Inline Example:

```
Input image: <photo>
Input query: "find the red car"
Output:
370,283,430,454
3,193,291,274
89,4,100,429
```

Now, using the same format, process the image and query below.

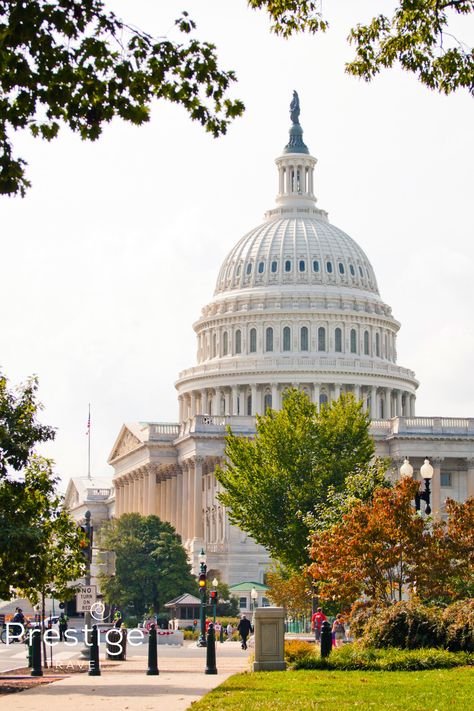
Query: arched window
319,393,328,406
285,260,292,272
380,398,385,419
249,328,257,353
265,327,274,352
326,261,333,274
318,327,326,352
246,262,252,275
364,330,370,355
299,260,306,272
264,393,272,413
338,262,345,274
283,326,291,352
271,260,278,273
222,331,228,356
301,326,309,351
236,263,241,276
349,264,355,276
350,329,357,354
258,261,265,274
212,332,217,358
359,266,363,277
235,329,242,354
247,395,252,415
375,332,380,357
335,327,342,353
313,260,320,272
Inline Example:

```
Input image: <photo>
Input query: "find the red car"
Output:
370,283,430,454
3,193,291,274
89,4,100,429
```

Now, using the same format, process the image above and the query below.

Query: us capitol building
66,95,474,587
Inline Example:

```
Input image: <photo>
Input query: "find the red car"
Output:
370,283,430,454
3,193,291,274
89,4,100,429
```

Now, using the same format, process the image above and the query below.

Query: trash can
106,628,127,660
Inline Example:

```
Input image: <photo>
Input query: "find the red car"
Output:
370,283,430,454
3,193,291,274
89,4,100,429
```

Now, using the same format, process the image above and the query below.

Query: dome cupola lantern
275,91,317,212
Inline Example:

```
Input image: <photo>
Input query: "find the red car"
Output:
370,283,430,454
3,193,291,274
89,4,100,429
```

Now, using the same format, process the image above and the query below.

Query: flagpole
87,403,91,480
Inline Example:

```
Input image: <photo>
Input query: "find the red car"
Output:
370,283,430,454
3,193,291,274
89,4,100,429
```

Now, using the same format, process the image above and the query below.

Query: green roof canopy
228,581,268,592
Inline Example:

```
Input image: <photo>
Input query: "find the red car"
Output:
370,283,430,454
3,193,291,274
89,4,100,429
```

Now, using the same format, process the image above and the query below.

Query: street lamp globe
251,587,258,601
198,548,207,566
420,458,434,480
212,577,218,588
400,458,414,478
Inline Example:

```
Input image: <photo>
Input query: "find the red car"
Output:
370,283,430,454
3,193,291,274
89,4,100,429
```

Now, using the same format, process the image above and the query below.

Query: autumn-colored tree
266,566,313,618
310,477,474,608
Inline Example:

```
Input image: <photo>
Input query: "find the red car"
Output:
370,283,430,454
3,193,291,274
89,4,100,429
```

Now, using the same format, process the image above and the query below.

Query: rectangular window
239,597,247,609
441,472,452,487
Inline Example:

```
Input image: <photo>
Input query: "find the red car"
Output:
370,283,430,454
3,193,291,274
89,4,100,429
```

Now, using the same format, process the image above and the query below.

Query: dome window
283,326,291,352
285,260,292,272
350,329,357,354
364,330,370,355
318,327,326,352
312,260,320,273
223,331,229,356
326,261,333,274
235,329,242,355
236,264,241,276
338,262,345,275
258,261,265,274
299,260,306,272
271,260,278,273
301,326,309,351
375,332,380,357
349,264,355,276
249,328,257,353
335,327,342,353
246,263,253,275
265,327,274,352
358,266,363,277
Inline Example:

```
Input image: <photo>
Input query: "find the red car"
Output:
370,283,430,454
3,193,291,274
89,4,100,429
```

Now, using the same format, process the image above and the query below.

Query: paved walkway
4,642,250,711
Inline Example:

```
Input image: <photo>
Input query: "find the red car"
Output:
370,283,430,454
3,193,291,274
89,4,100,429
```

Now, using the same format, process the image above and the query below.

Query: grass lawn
191,667,474,710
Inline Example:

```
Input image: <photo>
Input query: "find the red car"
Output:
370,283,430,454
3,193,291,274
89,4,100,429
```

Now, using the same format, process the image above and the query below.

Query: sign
76,585,97,612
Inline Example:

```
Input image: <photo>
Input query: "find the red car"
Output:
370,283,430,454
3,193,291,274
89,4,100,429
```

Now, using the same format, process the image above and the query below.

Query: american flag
86,406,91,436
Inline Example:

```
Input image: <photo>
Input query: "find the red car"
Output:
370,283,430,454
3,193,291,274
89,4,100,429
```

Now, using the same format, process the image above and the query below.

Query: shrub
293,643,473,671
360,600,444,649
348,600,379,639
183,630,199,640
284,639,315,664
443,599,474,652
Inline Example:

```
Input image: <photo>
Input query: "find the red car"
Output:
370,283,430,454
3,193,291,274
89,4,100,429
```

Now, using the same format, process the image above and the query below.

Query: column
214,387,221,415
224,389,230,415
147,468,156,515
362,387,368,412
431,457,443,520
164,478,171,522
176,469,183,535
251,384,257,416
313,384,320,410
156,479,163,518
466,458,474,498
132,474,139,512
139,472,145,514
386,388,392,419
193,458,203,539
178,396,184,423
410,395,416,417
271,383,278,410
190,391,196,418
371,386,377,419
231,385,238,415
334,383,341,400
170,474,177,527
114,481,121,516
396,390,402,417
124,477,131,513
202,389,209,414
354,384,361,402
182,463,189,540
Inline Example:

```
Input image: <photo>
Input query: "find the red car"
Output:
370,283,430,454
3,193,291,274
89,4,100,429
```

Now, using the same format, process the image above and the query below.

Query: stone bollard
320,620,332,658
30,628,43,677
205,623,217,675
253,607,286,671
88,624,101,676
147,625,159,675
219,626,224,644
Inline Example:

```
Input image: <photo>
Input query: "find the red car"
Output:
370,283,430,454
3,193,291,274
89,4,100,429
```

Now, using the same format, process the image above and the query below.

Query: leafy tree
309,477,474,608
215,581,240,617
0,0,244,197
251,1,473,95
0,454,86,601
266,565,313,618
0,372,55,478
2,2,471,198
216,389,384,571
99,513,198,617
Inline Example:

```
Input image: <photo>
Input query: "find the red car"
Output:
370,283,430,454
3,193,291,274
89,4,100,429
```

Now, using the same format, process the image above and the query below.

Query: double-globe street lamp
400,457,434,514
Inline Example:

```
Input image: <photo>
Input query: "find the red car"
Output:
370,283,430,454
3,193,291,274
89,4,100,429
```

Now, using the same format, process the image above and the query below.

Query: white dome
215,215,379,297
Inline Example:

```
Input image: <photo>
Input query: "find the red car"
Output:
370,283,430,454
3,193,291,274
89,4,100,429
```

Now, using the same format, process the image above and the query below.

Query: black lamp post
197,548,207,648
400,457,434,514
211,578,218,624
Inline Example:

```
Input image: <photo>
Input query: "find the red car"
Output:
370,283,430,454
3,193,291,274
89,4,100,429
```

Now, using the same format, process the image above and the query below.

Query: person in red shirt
311,607,327,641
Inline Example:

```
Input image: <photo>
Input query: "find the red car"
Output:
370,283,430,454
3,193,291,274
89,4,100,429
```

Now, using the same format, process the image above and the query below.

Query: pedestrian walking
12,607,25,640
226,622,233,640
311,607,327,642
237,614,252,650
332,614,346,647
58,612,69,642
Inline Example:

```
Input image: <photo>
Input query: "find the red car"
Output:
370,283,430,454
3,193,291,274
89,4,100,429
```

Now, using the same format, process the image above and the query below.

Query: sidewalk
3,642,250,711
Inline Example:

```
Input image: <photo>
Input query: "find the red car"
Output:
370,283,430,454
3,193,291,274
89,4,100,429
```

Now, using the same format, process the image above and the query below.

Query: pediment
108,425,143,463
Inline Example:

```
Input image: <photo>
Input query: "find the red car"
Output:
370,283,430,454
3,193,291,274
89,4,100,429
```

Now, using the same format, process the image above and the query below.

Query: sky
1,1,473,487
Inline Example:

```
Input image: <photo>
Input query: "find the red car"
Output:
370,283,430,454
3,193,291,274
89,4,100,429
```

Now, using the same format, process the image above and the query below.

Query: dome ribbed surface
215,216,379,296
